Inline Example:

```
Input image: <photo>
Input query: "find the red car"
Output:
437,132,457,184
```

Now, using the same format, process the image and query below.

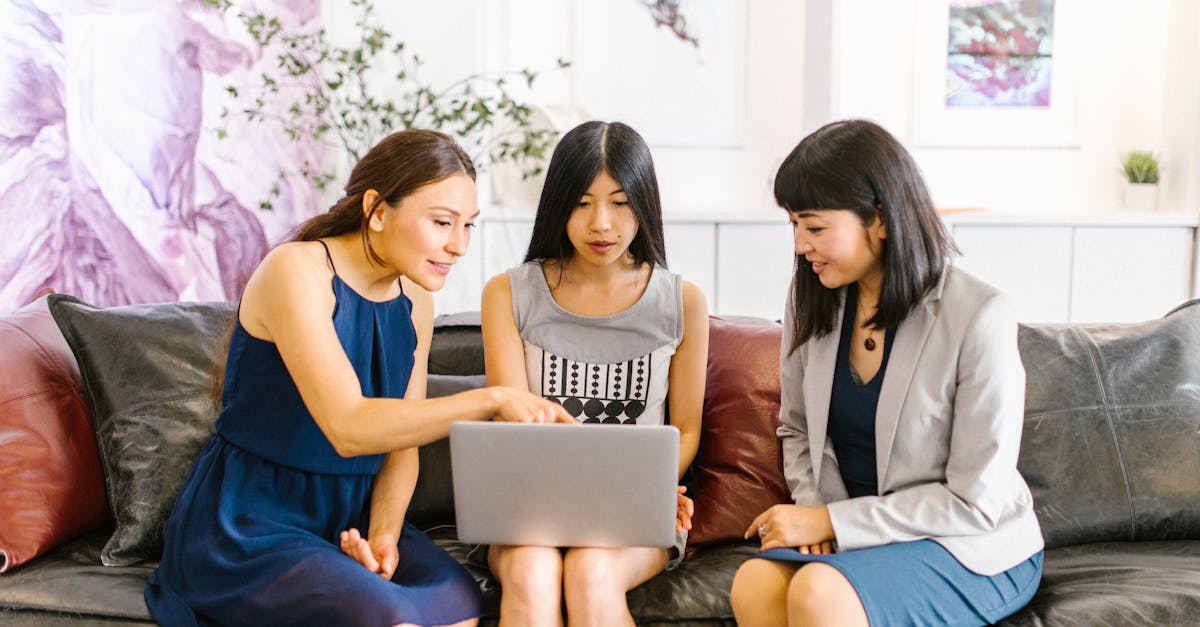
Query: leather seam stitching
1070,326,1136,541
105,392,211,418
1024,400,1200,419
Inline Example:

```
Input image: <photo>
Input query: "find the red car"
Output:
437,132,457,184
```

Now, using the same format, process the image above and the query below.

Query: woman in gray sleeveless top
481,122,709,626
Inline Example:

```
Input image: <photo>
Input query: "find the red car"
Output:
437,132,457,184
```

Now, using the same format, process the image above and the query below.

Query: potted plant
1121,150,1160,211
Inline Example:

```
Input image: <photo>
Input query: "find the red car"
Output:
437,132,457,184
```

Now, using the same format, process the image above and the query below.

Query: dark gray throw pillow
48,295,235,566
1017,299,1200,549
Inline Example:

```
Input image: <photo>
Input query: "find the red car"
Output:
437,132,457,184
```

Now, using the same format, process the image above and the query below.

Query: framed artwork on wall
909,0,1081,148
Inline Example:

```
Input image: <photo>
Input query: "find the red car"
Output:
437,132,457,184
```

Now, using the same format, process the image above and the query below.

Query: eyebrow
432,206,481,220
581,188,626,197
792,210,821,218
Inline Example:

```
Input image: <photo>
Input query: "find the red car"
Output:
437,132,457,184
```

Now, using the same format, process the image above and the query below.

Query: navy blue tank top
216,242,417,475
828,285,894,498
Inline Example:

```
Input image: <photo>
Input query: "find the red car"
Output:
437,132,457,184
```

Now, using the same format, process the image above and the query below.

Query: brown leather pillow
687,316,791,545
0,296,109,572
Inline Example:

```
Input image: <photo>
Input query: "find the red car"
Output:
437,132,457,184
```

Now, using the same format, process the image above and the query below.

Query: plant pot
1123,182,1158,211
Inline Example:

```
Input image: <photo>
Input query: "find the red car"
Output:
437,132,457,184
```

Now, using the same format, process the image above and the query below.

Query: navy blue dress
145,249,481,626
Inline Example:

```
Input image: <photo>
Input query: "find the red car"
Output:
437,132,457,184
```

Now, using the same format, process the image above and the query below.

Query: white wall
823,0,1200,214
320,0,1200,316
328,0,1200,217
329,0,806,214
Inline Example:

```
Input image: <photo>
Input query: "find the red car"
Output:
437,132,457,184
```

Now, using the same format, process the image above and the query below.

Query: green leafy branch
205,0,569,209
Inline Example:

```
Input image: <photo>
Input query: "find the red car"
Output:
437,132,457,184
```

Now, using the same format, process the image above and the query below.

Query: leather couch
1,295,1198,626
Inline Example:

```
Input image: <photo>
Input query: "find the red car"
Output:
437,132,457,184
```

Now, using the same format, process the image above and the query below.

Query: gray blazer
778,265,1044,576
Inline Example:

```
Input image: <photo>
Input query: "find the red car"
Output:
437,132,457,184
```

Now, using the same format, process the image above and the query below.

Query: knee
492,546,562,596
731,559,786,614
562,548,616,595
787,563,849,616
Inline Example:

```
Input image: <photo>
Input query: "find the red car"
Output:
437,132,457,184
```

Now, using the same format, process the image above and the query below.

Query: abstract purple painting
946,0,1055,107
0,0,324,309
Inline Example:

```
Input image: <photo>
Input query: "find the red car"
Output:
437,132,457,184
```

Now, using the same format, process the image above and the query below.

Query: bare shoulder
482,272,514,306
243,242,333,301
240,241,335,337
680,279,709,324
250,241,328,283
681,280,708,311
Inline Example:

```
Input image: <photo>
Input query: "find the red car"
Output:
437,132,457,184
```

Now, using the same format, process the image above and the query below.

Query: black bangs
774,165,858,214
774,129,878,215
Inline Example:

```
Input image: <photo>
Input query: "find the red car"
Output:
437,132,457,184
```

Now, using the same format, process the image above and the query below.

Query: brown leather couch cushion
687,317,790,545
0,296,109,573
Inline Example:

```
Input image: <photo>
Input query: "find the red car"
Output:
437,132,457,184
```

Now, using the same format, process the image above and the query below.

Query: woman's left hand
744,504,835,551
339,527,399,579
675,486,694,534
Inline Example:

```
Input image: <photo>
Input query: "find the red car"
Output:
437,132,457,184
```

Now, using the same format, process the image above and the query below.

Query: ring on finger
758,523,767,538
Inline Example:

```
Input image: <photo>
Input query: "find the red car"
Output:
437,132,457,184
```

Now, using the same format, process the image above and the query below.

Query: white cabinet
1069,227,1194,323
664,223,717,308
947,213,1197,323
952,226,1074,322
435,210,1198,324
714,223,795,320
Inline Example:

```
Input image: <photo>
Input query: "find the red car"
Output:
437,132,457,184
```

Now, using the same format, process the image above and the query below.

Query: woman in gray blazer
730,120,1044,626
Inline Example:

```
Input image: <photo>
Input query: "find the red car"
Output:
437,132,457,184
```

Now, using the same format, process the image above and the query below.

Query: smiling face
366,173,478,291
565,169,640,267
790,208,887,291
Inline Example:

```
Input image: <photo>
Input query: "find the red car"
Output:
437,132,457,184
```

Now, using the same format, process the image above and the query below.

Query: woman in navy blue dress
145,130,574,627
730,120,1043,626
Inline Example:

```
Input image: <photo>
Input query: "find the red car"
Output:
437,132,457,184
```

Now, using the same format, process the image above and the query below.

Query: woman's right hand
490,387,578,423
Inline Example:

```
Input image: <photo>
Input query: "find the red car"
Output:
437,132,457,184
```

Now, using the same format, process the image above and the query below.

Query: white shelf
487,206,1200,227
941,210,1199,228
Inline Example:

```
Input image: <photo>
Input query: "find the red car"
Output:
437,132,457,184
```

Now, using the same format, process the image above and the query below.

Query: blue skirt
146,436,481,626
754,540,1042,626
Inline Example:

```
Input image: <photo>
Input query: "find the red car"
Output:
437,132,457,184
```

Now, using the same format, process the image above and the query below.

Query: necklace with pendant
858,296,877,351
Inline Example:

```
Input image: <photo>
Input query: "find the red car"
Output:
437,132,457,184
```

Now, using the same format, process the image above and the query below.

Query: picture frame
909,0,1081,148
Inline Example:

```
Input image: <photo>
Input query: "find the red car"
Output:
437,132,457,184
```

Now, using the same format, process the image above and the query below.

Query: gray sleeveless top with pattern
508,261,683,426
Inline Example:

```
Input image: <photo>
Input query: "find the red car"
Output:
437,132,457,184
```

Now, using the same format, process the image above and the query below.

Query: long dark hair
775,119,956,352
524,121,667,268
212,129,475,405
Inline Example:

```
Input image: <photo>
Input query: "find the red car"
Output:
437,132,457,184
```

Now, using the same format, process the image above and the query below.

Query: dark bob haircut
775,119,956,351
524,121,667,268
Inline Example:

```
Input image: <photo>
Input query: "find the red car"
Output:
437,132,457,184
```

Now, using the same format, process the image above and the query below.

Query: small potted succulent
1121,151,1160,211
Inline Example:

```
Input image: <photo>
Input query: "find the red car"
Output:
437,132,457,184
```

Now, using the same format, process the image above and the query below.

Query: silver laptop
449,421,679,548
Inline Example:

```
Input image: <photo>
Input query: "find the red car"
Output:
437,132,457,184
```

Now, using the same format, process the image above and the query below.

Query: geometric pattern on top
541,351,651,424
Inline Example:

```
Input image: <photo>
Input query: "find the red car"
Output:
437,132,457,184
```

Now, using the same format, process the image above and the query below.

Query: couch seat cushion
0,529,153,622
999,540,1200,626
